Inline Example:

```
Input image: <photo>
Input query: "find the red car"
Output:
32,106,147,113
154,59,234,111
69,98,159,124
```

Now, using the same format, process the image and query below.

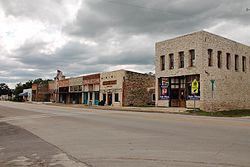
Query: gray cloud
0,0,250,88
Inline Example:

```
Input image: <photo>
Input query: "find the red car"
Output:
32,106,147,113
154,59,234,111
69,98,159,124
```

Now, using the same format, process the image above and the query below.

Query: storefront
158,75,200,107
69,77,83,104
82,74,100,105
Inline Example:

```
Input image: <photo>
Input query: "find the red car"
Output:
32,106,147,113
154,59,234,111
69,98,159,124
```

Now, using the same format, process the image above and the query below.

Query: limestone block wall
69,77,83,86
200,31,250,111
155,30,250,111
123,71,155,106
155,31,203,108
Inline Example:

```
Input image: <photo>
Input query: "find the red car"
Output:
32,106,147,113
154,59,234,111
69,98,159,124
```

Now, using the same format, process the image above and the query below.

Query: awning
19,92,28,97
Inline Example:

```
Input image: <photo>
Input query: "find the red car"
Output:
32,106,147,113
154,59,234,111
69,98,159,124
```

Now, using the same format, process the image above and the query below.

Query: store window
186,75,200,100
115,93,119,102
159,78,169,100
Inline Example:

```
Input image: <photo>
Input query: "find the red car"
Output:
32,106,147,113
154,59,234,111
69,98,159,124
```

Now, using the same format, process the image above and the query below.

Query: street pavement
0,101,250,167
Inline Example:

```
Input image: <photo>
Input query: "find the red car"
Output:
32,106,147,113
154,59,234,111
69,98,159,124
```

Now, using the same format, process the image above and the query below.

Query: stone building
82,74,100,105
155,30,250,111
100,70,155,107
58,79,69,104
69,77,83,104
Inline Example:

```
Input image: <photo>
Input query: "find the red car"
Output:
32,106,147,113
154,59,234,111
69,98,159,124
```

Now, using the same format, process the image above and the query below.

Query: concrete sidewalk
45,103,187,113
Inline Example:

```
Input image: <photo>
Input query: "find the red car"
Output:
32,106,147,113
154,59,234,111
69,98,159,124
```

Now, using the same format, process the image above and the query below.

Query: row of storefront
43,70,155,107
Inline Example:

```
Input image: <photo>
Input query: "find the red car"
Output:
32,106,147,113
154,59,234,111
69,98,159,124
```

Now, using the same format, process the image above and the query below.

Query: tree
0,83,11,96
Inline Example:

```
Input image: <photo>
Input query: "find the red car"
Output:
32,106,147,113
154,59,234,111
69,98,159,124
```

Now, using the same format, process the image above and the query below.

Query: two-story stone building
155,31,250,111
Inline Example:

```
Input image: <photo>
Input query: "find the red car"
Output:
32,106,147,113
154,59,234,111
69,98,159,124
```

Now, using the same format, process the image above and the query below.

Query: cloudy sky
0,0,250,88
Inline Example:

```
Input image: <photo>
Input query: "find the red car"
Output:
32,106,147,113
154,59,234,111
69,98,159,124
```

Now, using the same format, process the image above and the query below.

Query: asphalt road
0,101,250,167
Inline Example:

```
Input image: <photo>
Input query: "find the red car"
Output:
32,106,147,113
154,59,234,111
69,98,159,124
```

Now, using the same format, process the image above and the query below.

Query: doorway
169,77,186,107
107,93,112,105
83,92,88,104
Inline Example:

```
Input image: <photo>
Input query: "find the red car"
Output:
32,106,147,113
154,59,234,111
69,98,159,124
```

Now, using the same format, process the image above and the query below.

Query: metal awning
19,92,28,96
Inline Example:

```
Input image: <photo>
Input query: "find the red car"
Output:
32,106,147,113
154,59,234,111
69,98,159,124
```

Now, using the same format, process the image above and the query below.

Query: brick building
155,31,250,111
32,83,49,102
100,70,155,107
82,74,100,105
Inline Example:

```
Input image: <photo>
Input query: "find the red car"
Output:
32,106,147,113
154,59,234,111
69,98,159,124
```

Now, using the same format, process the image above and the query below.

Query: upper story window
208,49,213,66
235,54,239,71
179,51,184,68
217,51,222,68
226,53,231,70
242,56,246,72
189,49,195,67
160,55,165,71
169,53,174,69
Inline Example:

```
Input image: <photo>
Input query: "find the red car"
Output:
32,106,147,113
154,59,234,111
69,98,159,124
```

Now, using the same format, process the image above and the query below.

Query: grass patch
187,109,250,117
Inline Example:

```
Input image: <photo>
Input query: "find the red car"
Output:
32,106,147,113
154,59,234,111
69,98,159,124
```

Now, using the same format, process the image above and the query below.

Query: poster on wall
160,77,169,100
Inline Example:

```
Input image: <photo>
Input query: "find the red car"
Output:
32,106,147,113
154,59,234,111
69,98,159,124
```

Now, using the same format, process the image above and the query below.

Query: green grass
187,109,250,117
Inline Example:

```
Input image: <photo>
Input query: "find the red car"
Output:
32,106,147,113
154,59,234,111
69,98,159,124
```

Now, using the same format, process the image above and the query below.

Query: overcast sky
0,0,250,88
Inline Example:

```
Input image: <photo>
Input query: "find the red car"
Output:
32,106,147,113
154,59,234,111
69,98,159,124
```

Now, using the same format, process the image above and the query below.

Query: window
242,56,246,72
189,49,195,67
235,55,239,71
226,53,231,70
160,55,165,71
152,93,156,101
208,49,213,66
217,51,222,68
159,78,169,100
179,51,184,68
115,93,119,102
169,53,174,69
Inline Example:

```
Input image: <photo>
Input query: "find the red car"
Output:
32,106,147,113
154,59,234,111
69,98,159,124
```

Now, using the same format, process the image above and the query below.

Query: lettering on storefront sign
103,80,117,85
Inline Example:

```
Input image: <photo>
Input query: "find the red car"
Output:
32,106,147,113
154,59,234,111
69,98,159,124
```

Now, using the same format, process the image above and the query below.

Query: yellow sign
192,79,199,94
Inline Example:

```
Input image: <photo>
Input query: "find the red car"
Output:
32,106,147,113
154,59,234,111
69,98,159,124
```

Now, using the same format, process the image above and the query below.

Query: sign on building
191,79,199,94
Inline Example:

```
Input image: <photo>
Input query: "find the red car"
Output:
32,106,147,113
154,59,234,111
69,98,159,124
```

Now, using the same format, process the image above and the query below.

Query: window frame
208,49,213,66
179,51,184,68
114,93,119,102
189,49,195,67
160,55,165,71
226,53,231,70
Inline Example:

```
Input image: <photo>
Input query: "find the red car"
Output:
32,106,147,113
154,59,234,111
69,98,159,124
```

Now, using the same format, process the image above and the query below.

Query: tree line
0,78,51,101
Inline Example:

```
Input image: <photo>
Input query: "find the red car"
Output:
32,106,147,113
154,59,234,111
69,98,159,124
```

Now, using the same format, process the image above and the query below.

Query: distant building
82,74,100,105
32,83,49,102
19,88,32,102
100,70,155,106
0,95,9,101
155,31,250,111
69,76,83,104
